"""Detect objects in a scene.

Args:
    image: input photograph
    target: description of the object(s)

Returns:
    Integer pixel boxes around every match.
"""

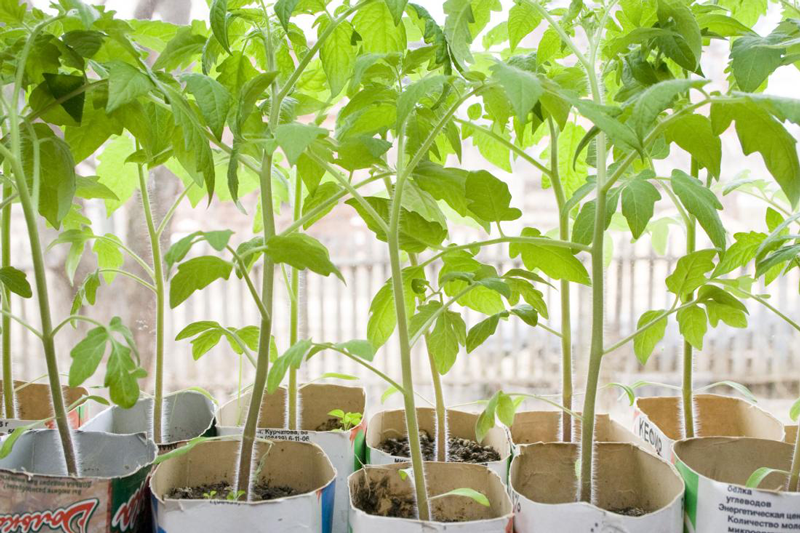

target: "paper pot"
[632,394,784,460]
[0,429,157,532]
[150,439,336,533]
[510,442,684,532]
[785,425,797,445]
[82,390,216,452]
[348,461,513,531]
[0,381,88,437]
[674,437,800,532]
[216,383,366,532]
[510,411,642,446]
[366,408,511,482]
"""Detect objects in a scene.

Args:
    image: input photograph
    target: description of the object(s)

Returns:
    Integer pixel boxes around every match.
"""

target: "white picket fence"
[6,229,800,410]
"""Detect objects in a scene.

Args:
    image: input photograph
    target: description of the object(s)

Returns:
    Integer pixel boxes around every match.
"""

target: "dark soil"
[610,507,647,517]
[352,476,417,519]
[167,480,298,501]
[380,431,501,463]
[316,418,344,431]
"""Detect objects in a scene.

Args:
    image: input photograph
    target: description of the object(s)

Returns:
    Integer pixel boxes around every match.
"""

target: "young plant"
[328,409,363,432]
[0,2,153,473]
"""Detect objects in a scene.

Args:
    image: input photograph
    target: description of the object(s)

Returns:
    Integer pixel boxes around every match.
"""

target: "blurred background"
[9,0,800,421]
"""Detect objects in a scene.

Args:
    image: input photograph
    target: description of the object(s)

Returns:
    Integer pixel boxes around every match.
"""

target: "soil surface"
[167,480,298,501]
[380,431,501,463]
[610,507,647,517]
[352,476,417,519]
[316,418,344,431]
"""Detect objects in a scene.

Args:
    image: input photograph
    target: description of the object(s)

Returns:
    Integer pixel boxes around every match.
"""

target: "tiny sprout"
[328,409,363,432]
[226,490,246,502]
[203,490,217,500]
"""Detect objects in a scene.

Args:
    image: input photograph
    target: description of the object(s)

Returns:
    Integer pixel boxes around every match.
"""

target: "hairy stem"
[682,160,699,439]
[790,431,800,491]
[288,172,302,431]
[2,185,12,418]
[137,160,166,444]
[547,119,573,442]
[389,124,431,520]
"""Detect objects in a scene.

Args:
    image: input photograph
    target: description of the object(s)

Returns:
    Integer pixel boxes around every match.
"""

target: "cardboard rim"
[633,393,785,441]
[150,438,337,506]
[509,411,641,446]
[0,429,157,479]
[82,389,217,446]
[0,380,88,424]
[673,436,796,492]
[366,408,512,462]
[216,382,367,434]
[347,461,514,527]
[510,442,685,517]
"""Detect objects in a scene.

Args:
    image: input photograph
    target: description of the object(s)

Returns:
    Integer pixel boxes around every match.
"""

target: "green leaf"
[569,98,642,153]
[790,397,800,422]
[153,26,206,71]
[384,0,409,25]
[435,488,490,507]
[633,310,668,365]
[630,79,707,140]
[490,61,543,122]
[169,256,233,308]
[367,268,423,348]
[443,0,475,70]
[264,233,343,281]
[275,0,300,31]
[465,170,521,222]
[622,175,661,239]
[320,18,356,97]
[274,123,327,166]
[511,304,538,326]
[345,197,447,253]
[267,339,313,393]
[755,244,800,278]
[705,301,748,328]
[335,339,376,362]
[571,187,621,246]
[696,380,756,403]
[722,102,800,207]
[466,313,500,353]
[508,1,541,51]
[0,267,32,298]
[714,232,765,276]
[182,73,232,140]
[730,33,784,93]
[671,170,726,250]
[42,73,85,123]
[92,234,124,284]
[677,304,708,350]
[210,0,230,53]
[353,1,407,53]
[656,0,702,71]
[105,340,143,409]
[426,309,467,374]
[106,61,155,113]
[665,114,722,179]
[745,467,788,489]
[22,126,76,229]
[397,75,446,129]
[69,327,108,387]
[665,249,717,299]
[75,176,120,201]
[510,228,591,285]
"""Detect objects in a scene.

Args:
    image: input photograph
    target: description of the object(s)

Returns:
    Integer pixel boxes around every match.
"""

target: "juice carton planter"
[0,430,157,533]
[633,394,783,460]
[0,381,88,437]
[510,411,643,448]
[510,442,684,533]
[348,462,513,532]
[675,437,800,532]
[216,383,366,533]
[366,408,511,482]
[82,390,216,453]
[151,439,336,533]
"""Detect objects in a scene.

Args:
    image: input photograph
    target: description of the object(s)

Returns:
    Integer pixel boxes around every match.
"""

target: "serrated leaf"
[510,228,591,285]
[267,339,313,393]
[426,309,466,375]
[397,75,446,129]
[665,114,722,179]
[630,79,707,140]
[182,73,232,140]
[633,310,668,365]
[665,249,717,299]
[169,256,233,308]
[622,176,661,239]
[210,0,230,53]
[490,61,543,122]
[671,170,726,250]
[677,304,708,350]
[508,1,541,51]
[466,314,500,353]
[0,267,32,298]
[465,170,521,222]
[264,233,343,281]
[320,18,355,97]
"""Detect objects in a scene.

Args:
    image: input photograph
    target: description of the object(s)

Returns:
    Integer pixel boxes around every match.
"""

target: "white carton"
[348,461,513,531]
[82,390,216,453]
[216,383,366,533]
[0,430,157,533]
[674,437,800,533]
[510,411,642,446]
[632,394,784,460]
[510,442,685,533]
[151,439,336,533]
[366,408,511,482]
